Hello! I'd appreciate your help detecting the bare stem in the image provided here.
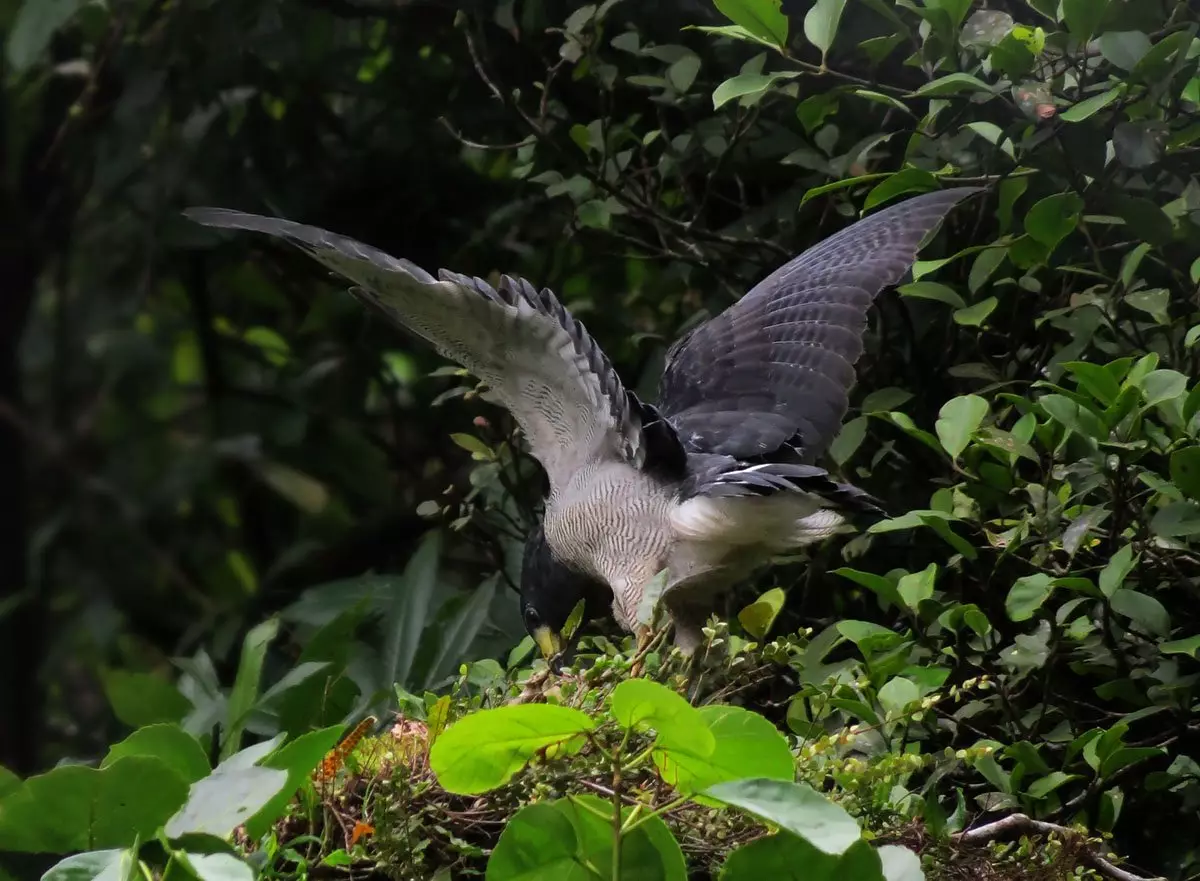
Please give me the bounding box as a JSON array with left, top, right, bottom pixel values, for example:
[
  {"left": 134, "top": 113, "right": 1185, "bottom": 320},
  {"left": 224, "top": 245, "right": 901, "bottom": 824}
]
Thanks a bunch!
[{"left": 954, "top": 813, "right": 1165, "bottom": 881}]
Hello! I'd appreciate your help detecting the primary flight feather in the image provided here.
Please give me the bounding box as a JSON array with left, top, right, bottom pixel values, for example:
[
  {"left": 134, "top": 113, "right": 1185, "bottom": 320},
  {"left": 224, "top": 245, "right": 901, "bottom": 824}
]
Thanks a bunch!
[{"left": 184, "top": 186, "right": 980, "bottom": 659}]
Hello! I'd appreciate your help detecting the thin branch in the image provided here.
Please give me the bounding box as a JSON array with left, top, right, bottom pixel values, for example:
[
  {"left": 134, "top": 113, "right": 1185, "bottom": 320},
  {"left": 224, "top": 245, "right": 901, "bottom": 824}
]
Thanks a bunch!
[{"left": 954, "top": 813, "right": 1166, "bottom": 881}]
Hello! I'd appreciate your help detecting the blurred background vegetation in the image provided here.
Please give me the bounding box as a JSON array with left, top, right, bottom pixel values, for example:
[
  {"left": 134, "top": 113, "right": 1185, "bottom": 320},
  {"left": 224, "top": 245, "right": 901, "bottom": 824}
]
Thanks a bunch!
[{"left": 3, "top": 0, "right": 1200, "bottom": 877}]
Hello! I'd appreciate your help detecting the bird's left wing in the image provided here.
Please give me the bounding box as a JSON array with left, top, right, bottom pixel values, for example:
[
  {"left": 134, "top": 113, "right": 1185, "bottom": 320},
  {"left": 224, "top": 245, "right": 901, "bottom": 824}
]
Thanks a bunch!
[
  {"left": 656, "top": 187, "right": 982, "bottom": 463},
  {"left": 184, "top": 208, "right": 654, "bottom": 494}
]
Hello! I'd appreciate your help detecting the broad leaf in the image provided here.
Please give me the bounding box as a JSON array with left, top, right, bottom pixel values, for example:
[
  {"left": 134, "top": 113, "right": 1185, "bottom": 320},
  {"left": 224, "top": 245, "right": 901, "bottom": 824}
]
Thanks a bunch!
[
  {"left": 705, "top": 778, "right": 862, "bottom": 855},
  {"left": 430, "top": 704, "right": 594, "bottom": 794}
]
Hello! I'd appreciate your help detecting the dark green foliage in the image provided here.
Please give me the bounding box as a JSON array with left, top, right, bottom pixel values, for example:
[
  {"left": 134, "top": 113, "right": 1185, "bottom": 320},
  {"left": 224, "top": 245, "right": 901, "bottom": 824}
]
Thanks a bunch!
[{"left": 3, "top": 0, "right": 1199, "bottom": 878}]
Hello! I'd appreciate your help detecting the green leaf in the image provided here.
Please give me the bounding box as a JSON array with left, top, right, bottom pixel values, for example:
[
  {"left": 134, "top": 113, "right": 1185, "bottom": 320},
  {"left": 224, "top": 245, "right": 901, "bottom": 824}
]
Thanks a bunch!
[
  {"left": 221, "top": 618, "right": 279, "bottom": 761},
  {"left": 953, "top": 297, "right": 998, "bottom": 326},
  {"left": 1061, "top": 0, "right": 1109, "bottom": 38},
  {"left": 686, "top": 24, "right": 783, "bottom": 50},
  {"left": 1006, "top": 574, "right": 1053, "bottom": 622},
  {"left": 255, "top": 461, "right": 328, "bottom": 513},
  {"left": 878, "top": 676, "right": 919, "bottom": 715},
  {"left": 738, "top": 587, "right": 787, "bottom": 639},
  {"left": 0, "top": 757, "right": 189, "bottom": 853},
  {"left": 1109, "top": 589, "right": 1171, "bottom": 637},
  {"left": 897, "top": 563, "right": 937, "bottom": 611},
  {"left": 426, "top": 574, "right": 498, "bottom": 687},
  {"left": 935, "top": 394, "right": 989, "bottom": 458},
  {"left": 101, "top": 671, "right": 191, "bottom": 728},
  {"left": 1151, "top": 502, "right": 1200, "bottom": 537},
  {"left": 6, "top": 0, "right": 87, "bottom": 71},
  {"left": 1171, "top": 448, "right": 1200, "bottom": 501},
  {"left": 483, "top": 802, "right": 583, "bottom": 881},
  {"left": 1140, "top": 369, "right": 1188, "bottom": 406},
  {"left": 1025, "top": 193, "right": 1084, "bottom": 251},
  {"left": 830, "top": 415, "right": 869, "bottom": 466},
  {"left": 898, "top": 281, "right": 966, "bottom": 309},
  {"left": 1161, "top": 635, "right": 1200, "bottom": 658},
  {"left": 654, "top": 705, "right": 793, "bottom": 801},
  {"left": 705, "top": 779, "right": 862, "bottom": 855},
  {"left": 712, "top": 71, "right": 799, "bottom": 109},
  {"left": 1099, "top": 31, "right": 1152, "bottom": 71},
  {"left": 836, "top": 620, "right": 903, "bottom": 655},
  {"left": 719, "top": 834, "right": 884, "bottom": 881},
  {"left": 1027, "top": 771, "right": 1079, "bottom": 799},
  {"left": 0, "top": 766, "right": 19, "bottom": 800},
  {"left": 803, "top": 0, "right": 847, "bottom": 59},
  {"left": 667, "top": 54, "right": 701, "bottom": 92},
  {"left": 865, "top": 169, "right": 939, "bottom": 210},
  {"left": 611, "top": 679, "right": 715, "bottom": 757},
  {"left": 1099, "top": 545, "right": 1137, "bottom": 598},
  {"left": 488, "top": 796, "right": 686, "bottom": 881},
  {"left": 244, "top": 724, "right": 345, "bottom": 839},
  {"left": 1040, "top": 394, "right": 1107, "bottom": 441},
  {"left": 913, "top": 73, "right": 995, "bottom": 97},
  {"left": 878, "top": 845, "right": 923, "bottom": 881},
  {"left": 968, "top": 247, "right": 1007, "bottom": 295},
  {"left": 429, "top": 704, "right": 594, "bottom": 794},
  {"left": 713, "top": 0, "right": 789, "bottom": 48},
  {"left": 383, "top": 530, "right": 441, "bottom": 690},
  {"left": 164, "top": 742, "right": 290, "bottom": 839},
  {"left": 102, "top": 724, "right": 210, "bottom": 784},
  {"left": 40, "top": 850, "right": 132, "bottom": 881},
  {"left": 179, "top": 853, "right": 255, "bottom": 881},
  {"left": 1060, "top": 86, "right": 1124, "bottom": 122},
  {"left": 1126, "top": 288, "right": 1171, "bottom": 323},
  {"left": 1063, "top": 361, "right": 1121, "bottom": 407},
  {"left": 833, "top": 567, "right": 904, "bottom": 609}
]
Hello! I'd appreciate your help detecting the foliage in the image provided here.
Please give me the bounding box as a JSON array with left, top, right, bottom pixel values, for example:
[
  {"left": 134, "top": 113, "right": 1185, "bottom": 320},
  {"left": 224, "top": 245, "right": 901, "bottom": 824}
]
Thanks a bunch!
[{"left": 3, "top": 0, "right": 1199, "bottom": 878}]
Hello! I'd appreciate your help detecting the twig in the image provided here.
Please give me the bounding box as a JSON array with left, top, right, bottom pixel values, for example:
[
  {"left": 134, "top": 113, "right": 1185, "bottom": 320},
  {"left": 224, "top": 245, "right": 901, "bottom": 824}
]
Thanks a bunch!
[{"left": 953, "top": 813, "right": 1165, "bottom": 881}]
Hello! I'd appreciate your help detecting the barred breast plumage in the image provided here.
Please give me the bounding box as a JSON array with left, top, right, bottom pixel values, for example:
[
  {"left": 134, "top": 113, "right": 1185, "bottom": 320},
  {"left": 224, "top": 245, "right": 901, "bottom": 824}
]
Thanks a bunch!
[{"left": 542, "top": 460, "right": 677, "bottom": 629}]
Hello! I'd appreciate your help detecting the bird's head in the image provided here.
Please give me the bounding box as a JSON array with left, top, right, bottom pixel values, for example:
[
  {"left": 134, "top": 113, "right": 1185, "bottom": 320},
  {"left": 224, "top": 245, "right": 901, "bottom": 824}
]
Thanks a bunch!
[{"left": 520, "top": 524, "right": 609, "bottom": 667}]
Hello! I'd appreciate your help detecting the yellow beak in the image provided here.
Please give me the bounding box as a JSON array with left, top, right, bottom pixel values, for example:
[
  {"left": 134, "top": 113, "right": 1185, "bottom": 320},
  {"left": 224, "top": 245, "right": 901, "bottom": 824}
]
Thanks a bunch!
[{"left": 533, "top": 626, "right": 564, "bottom": 661}]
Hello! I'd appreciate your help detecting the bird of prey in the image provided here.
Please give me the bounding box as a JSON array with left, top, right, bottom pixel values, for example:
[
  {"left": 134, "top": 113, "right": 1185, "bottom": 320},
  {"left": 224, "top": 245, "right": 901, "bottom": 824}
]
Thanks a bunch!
[{"left": 184, "top": 186, "right": 979, "bottom": 662}]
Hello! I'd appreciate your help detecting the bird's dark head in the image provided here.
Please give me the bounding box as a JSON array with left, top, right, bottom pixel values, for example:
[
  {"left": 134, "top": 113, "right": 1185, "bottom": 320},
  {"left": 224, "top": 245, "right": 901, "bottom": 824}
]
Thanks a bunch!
[{"left": 520, "top": 524, "right": 609, "bottom": 666}]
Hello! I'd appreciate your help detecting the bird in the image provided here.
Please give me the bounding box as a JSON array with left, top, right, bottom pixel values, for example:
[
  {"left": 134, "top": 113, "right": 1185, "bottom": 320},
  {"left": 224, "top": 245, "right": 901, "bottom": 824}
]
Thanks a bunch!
[{"left": 183, "top": 186, "right": 980, "bottom": 663}]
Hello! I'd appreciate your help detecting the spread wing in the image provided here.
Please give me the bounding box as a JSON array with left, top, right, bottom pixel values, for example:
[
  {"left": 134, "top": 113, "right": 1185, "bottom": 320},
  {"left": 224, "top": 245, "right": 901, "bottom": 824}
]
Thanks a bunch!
[
  {"left": 657, "top": 188, "right": 981, "bottom": 461},
  {"left": 184, "top": 208, "right": 655, "bottom": 495}
]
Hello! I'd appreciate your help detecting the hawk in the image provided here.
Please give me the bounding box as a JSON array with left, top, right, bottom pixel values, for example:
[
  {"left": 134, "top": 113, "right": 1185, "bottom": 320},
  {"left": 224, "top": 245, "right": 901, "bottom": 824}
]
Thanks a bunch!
[{"left": 185, "top": 187, "right": 979, "bottom": 662}]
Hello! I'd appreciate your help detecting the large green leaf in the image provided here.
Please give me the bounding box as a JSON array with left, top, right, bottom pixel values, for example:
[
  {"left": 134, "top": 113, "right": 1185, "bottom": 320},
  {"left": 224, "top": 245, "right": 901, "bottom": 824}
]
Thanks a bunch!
[
  {"left": 653, "top": 705, "right": 792, "bottom": 800},
  {"left": 430, "top": 704, "right": 594, "bottom": 794},
  {"left": 487, "top": 796, "right": 686, "bottom": 881},
  {"left": 243, "top": 724, "right": 345, "bottom": 839},
  {"left": 383, "top": 530, "right": 442, "bottom": 689},
  {"left": 165, "top": 738, "right": 290, "bottom": 839},
  {"left": 611, "top": 679, "right": 715, "bottom": 757},
  {"left": 713, "top": 0, "right": 789, "bottom": 48},
  {"left": 0, "top": 757, "right": 188, "bottom": 853},
  {"left": 1024, "top": 193, "right": 1083, "bottom": 251},
  {"left": 711, "top": 72, "right": 799, "bottom": 109},
  {"left": 935, "top": 395, "right": 989, "bottom": 459},
  {"left": 1006, "top": 574, "right": 1053, "bottom": 622},
  {"left": 803, "top": 0, "right": 846, "bottom": 59},
  {"left": 221, "top": 618, "right": 279, "bottom": 761},
  {"left": 101, "top": 724, "right": 210, "bottom": 784},
  {"left": 40, "top": 850, "right": 132, "bottom": 881},
  {"left": 101, "top": 671, "right": 192, "bottom": 728},
  {"left": 6, "top": 0, "right": 87, "bottom": 71},
  {"left": 720, "top": 834, "right": 885, "bottom": 881},
  {"left": 706, "top": 779, "right": 862, "bottom": 855}
]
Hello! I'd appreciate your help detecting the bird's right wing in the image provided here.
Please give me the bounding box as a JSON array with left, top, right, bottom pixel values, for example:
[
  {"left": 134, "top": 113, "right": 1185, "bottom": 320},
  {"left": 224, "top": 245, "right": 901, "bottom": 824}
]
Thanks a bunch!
[
  {"left": 656, "top": 188, "right": 982, "bottom": 462},
  {"left": 184, "top": 208, "right": 657, "bottom": 495}
]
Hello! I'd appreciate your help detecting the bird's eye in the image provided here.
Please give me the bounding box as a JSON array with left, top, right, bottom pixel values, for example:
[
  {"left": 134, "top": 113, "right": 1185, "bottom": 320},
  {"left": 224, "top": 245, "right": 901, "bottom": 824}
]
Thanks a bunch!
[{"left": 523, "top": 607, "right": 541, "bottom": 629}]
